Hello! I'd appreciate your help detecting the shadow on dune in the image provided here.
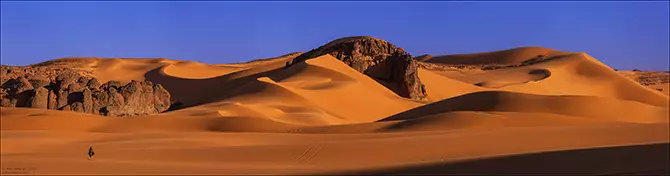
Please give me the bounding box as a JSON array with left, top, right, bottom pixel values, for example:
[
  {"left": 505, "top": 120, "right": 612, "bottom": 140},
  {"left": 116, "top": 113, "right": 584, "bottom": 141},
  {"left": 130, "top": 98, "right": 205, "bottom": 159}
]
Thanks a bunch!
[
  {"left": 338, "top": 143, "right": 670, "bottom": 175},
  {"left": 379, "top": 91, "right": 510, "bottom": 121},
  {"left": 378, "top": 90, "right": 667, "bottom": 123},
  {"left": 144, "top": 66, "right": 285, "bottom": 109}
]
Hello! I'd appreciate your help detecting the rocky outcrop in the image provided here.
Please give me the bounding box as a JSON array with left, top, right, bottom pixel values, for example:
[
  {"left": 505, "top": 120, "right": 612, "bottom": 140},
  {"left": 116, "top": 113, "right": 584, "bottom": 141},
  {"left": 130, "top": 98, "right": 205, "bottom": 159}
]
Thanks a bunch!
[
  {"left": 290, "top": 36, "right": 427, "bottom": 100},
  {"left": 0, "top": 65, "right": 172, "bottom": 117}
]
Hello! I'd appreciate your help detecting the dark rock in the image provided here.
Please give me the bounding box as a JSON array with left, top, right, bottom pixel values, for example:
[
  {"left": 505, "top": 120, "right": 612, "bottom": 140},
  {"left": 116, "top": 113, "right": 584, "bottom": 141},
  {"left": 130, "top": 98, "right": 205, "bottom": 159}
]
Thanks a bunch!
[
  {"left": 285, "top": 61, "right": 291, "bottom": 69},
  {"left": 0, "top": 88, "right": 11, "bottom": 107},
  {"left": 87, "top": 78, "right": 102, "bottom": 90},
  {"left": 103, "top": 89, "right": 125, "bottom": 116},
  {"left": 91, "top": 90, "right": 108, "bottom": 115},
  {"left": 100, "top": 81, "right": 122, "bottom": 91},
  {"left": 68, "top": 83, "right": 84, "bottom": 92},
  {"left": 153, "top": 84, "right": 171, "bottom": 112},
  {"left": 4, "top": 77, "right": 35, "bottom": 107},
  {"left": 55, "top": 71, "right": 80, "bottom": 91},
  {"left": 77, "top": 76, "right": 89, "bottom": 87},
  {"left": 82, "top": 88, "right": 93, "bottom": 113},
  {"left": 69, "top": 102, "right": 84, "bottom": 112},
  {"left": 29, "top": 87, "right": 49, "bottom": 109},
  {"left": 28, "top": 75, "right": 51, "bottom": 88},
  {"left": 116, "top": 80, "right": 155, "bottom": 116},
  {"left": 47, "top": 90, "right": 57, "bottom": 110},
  {"left": 167, "top": 101, "right": 184, "bottom": 111},
  {"left": 56, "top": 89, "right": 69, "bottom": 109},
  {"left": 292, "top": 36, "right": 427, "bottom": 100}
]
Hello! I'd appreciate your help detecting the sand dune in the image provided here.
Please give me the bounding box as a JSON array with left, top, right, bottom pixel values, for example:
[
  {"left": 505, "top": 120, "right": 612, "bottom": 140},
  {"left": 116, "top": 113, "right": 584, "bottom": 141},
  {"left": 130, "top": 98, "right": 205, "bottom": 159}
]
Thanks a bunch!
[
  {"left": 426, "top": 52, "right": 669, "bottom": 107},
  {"left": 422, "top": 47, "right": 563, "bottom": 65},
  {"left": 2, "top": 45, "right": 668, "bottom": 174}
]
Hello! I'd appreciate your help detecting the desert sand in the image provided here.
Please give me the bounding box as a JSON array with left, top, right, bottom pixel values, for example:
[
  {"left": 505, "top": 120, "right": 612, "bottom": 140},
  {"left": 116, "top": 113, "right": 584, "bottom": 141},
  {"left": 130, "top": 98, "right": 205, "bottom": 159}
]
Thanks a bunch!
[{"left": 1, "top": 46, "right": 668, "bottom": 175}]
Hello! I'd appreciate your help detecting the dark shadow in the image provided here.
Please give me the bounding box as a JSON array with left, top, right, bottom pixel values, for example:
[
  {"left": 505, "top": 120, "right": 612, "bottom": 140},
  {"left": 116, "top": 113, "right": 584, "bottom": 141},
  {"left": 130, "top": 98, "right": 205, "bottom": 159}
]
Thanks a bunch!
[
  {"left": 144, "top": 64, "right": 287, "bottom": 110},
  {"left": 332, "top": 143, "right": 670, "bottom": 175},
  {"left": 67, "top": 92, "right": 83, "bottom": 104},
  {"left": 15, "top": 90, "right": 34, "bottom": 107},
  {"left": 379, "top": 91, "right": 507, "bottom": 122},
  {"left": 529, "top": 69, "right": 552, "bottom": 80}
]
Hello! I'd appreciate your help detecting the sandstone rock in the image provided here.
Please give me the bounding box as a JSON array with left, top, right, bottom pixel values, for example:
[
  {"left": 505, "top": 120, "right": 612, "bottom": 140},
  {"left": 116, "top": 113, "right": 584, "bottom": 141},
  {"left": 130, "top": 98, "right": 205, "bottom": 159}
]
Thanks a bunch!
[
  {"left": 70, "top": 102, "right": 84, "bottom": 112},
  {"left": 100, "top": 81, "right": 122, "bottom": 91},
  {"left": 47, "top": 90, "right": 57, "bottom": 110},
  {"left": 55, "top": 71, "right": 80, "bottom": 91},
  {"left": 4, "top": 77, "right": 35, "bottom": 107},
  {"left": 68, "top": 83, "right": 84, "bottom": 92},
  {"left": 292, "top": 36, "right": 427, "bottom": 100},
  {"left": 0, "top": 88, "right": 11, "bottom": 107},
  {"left": 77, "top": 77, "right": 89, "bottom": 87},
  {"left": 87, "top": 78, "right": 102, "bottom": 90},
  {"left": 102, "top": 89, "right": 125, "bottom": 116},
  {"left": 117, "top": 80, "right": 155, "bottom": 116},
  {"left": 27, "top": 75, "right": 51, "bottom": 88},
  {"left": 153, "top": 84, "right": 171, "bottom": 112},
  {"left": 56, "top": 89, "right": 69, "bottom": 109},
  {"left": 91, "top": 90, "right": 108, "bottom": 115},
  {"left": 29, "top": 87, "right": 49, "bottom": 109},
  {"left": 82, "top": 88, "right": 93, "bottom": 113}
]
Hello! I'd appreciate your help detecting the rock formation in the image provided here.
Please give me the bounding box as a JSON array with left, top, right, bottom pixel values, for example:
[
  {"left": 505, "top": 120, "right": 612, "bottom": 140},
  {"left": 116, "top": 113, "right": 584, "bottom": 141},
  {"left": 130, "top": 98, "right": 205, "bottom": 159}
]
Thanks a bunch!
[
  {"left": 0, "top": 65, "right": 172, "bottom": 117},
  {"left": 290, "top": 36, "right": 427, "bottom": 100}
]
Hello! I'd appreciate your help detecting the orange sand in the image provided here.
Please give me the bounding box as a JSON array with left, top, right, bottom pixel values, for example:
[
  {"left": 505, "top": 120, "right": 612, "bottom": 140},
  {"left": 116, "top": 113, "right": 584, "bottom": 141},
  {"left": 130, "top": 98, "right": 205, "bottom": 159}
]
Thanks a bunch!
[{"left": 2, "top": 48, "right": 668, "bottom": 175}]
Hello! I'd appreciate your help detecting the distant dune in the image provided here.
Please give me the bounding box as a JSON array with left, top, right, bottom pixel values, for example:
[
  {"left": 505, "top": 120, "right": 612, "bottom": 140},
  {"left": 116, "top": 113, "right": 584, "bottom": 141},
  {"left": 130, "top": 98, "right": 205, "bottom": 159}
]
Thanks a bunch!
[{"left": 1, "top": 37, "right": 668, "bottom": 175}]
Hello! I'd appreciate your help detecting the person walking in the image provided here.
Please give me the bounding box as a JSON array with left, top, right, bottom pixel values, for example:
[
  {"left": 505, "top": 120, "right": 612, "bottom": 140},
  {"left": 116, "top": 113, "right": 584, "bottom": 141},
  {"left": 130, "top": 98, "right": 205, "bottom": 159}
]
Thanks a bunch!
[{"left": 88, "top": 145, "right": 95, "bottom": 160}]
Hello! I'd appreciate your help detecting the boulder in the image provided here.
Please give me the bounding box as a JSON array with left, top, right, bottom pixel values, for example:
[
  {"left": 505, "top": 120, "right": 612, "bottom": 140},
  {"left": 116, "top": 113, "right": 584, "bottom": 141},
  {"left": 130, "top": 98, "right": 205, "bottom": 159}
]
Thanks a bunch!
[
  {"left": 82, "top": 88, "right": 93, "bottom": 113},
  {"left": 70, "top": 102, "right": 84, "bottom": 112},
  {"left": 116, "top": 80, "right": 155, "bottom": 116},
  {"left": 55, "top": 71, "right": 80, "bottom": 91},
  {"left": 0, "top": 88, "right": 11, "bottom": 107},
  {"left": 100, "top": 81, "right": 122, "bottom": 91},
  {"left": 47, "top": 89, "right": 57, "bottom": 110},
  {"left": 29, "top": 87, "right": 49, "bottom": 109},
  {"left": 153, "top": 84, "right": 171, "bottom": 112},
  {"left": 3, "top": 77, "right": 35, "bottom": 107},
  {"left": 56, "top": 89, "right": 69, "bottom": 109},
  {"left": 68, "top": 83, "right": 84, "bottom": 92},
  {"left": 28, "top": 75, "right": 51, "bottom": 88},
  {"left": 77, "top": 77, "right": 89, "bottom": 87},
  {"left": 87, "top": 78, "right": 102, "bottom": 90}
]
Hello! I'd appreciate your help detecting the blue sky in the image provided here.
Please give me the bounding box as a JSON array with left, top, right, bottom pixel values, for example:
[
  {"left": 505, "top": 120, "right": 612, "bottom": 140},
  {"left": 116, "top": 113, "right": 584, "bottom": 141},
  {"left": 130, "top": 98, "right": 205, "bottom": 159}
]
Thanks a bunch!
[{"left": 1, "top": 1, "right": 668, "bottom": 70}]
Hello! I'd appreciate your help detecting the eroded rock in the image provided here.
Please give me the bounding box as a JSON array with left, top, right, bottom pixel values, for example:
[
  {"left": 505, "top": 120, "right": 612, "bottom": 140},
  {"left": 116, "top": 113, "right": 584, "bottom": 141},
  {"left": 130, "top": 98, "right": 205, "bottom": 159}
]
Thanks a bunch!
[{"left": 0, "top": 67, "right": 172, "bottom": 117}]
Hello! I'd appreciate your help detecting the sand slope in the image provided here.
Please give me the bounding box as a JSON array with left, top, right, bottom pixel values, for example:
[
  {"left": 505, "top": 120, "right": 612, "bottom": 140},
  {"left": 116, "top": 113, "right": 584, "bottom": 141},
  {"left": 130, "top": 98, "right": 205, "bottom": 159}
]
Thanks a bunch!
[{"left": 2, "top": 47, "right": 669, "bottom": 175}]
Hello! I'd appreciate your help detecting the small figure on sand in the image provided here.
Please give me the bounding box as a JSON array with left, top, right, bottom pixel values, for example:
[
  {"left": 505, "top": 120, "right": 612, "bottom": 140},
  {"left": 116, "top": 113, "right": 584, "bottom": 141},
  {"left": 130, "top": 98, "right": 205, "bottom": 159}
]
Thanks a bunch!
[{"left": 88, "top": 145, "right": 95, "bottom": 160}]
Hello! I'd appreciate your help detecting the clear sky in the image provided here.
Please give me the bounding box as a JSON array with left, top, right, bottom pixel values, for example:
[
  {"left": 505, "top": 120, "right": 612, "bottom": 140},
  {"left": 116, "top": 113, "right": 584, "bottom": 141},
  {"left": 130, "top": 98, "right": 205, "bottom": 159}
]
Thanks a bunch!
[{"left": 1, "top": 1, "right": 668, "bottom": 70}]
